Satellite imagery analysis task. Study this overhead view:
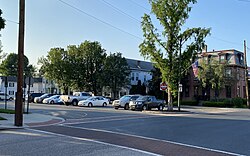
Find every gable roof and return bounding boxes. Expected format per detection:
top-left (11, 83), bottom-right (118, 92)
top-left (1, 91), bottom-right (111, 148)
top-left (126, 58), bottom-right (154, 72)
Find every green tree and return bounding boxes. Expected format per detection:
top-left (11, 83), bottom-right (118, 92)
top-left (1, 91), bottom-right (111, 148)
top-left (198, 58), bottom-right (233, 99)
top-left (38, 41), bottom-right (106, 95)
top-left (139, 0), bottom-right (210, 110)
top-left (0, 9), bottom-right (5, 31)
top-left (129, 80), bottom-right (147, 95)
top-left (102, 52), bottom-right (130, 99)
top-left (0, 9), bottom-right (6, 61)
top-left (38, 48), bottom-right (72, 94)
top-left (0, 53), bottom-right (35, 77)
top-left (148, 67), bottom-right (164, 99)
top-left (77, 41), bottom-right (106, 95)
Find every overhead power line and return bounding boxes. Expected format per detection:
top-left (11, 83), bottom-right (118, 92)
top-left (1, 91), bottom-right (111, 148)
top-left (6, 19), bottom-right (19, 24)
top-left (100, 0), bottom-right (141, 23)
top-left (58, 0), bottom-right (248, 50)
top-left (127, 0), bottom-right (150, 12)
top-left (58, 0), bottom-right (142, 40)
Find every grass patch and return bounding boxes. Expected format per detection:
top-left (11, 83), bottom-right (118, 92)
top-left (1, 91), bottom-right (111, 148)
top-left (0, 108), bottom-right (15, 114)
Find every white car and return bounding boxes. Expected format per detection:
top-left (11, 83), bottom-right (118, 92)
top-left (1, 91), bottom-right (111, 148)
top-left (42, 95), bottom-right (63, 104)
top-left (78, 96), bottom-right (109, 107)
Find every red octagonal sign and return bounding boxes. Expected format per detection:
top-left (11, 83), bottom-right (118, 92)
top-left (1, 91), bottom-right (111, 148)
top-left (160, 82), bottom-right (167, 91)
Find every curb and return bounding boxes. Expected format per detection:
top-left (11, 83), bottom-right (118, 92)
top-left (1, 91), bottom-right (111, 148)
top-left (0, 116), bottom-right (65, 130)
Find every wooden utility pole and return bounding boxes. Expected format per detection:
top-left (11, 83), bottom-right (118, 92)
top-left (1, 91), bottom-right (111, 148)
top-left (244, 40), bottom-right (250, 108)
top-left (15, 0), bottom-right (25, 126)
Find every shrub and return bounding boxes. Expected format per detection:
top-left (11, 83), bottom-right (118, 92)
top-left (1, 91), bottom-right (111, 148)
top-left (173, 100), bottom-right (198, 106)
top-left (202, 101), bottom-right (226, 107)
top-left (232, 97), bottom-right (246, 108)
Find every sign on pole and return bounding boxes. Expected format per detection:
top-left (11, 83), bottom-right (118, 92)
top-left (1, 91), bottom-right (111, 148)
top-left (160, 82), bottom-right (167, 91)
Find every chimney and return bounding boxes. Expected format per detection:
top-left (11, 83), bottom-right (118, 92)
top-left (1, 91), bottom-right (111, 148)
top-left (202, 44), bottom-right (207, 53)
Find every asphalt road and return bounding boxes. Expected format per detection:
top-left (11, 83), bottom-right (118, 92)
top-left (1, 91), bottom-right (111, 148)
top-left (1, 101), bottom-right (250, 155)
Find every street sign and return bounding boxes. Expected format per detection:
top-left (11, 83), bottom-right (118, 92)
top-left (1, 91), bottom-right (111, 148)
top-left (160, 82), bottom-right (167, 91)
top-left (179, 83), bottom-right (183, 92)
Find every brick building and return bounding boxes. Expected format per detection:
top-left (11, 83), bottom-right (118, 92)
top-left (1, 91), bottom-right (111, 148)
top-left (182, 48), bottom-right (247, 101)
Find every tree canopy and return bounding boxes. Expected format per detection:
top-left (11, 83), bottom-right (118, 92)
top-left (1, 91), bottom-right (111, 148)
top-left (0, 53), bottom-right (35, 77)
top-left (102, 52), bottom-right (130, 98)
top-left (39, 41), bottom-right (128, 96)
top-left (198, 58), bottom-right (236, 98)
top-left (0, 9), bottom-right (5, 31)
top-left (139, 0), bottom-right (210, 110)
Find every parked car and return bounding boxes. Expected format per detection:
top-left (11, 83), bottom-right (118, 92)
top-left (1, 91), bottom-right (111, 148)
top-left (26, 93), bottom-right (44, 103)
top-left (42, 95), bottom-right (63, 104)
top-left (112, 95), bottom-right (140, 110)
top-left (61, 92), bottom-right (92, 106)
top-left (129, 95), bottom-right (164, 111)
top-left (34, 93), bottom-right (54, 103)
top-left (78, 96), bottom-right (109, 107)
top-left (0, 92), bottom-right (13, 101)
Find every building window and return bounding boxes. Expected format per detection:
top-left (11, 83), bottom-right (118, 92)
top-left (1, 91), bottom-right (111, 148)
top-left (225, 68), bottom-right (232, 77)
top-left (9, 82), bottom-right (14, 87)
top-left (131, 73), bottom-right (134, 81)
top-left (9, 91), bottom-right (14, 95)
top-left (220, 55), bottom-right (225, 63)
top-left (136, 73), bottom-right (139, 81)
top-left (185, 86), bottom-right (189, 97)
top-left (237, 86), bottom-right (240, 97)
top-left (194, 86), bottom-right (198, 96)
top-left (208, 55), bottom-right (212, 63)
top-left (225, 53), bottom-right (229, 62)
top-left (237, 53), bottom-right (244, 65)
top-left (226, 86), bottom-right (231, 98)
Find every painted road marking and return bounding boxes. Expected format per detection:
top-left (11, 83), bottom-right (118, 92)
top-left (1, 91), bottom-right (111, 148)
top-left (62, 124), bottom-right (244, 156)
top-left (28, 128), bottom-right (160, 156)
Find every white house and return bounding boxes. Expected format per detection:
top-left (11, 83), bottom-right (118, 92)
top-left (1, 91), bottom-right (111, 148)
top-left (103, 58), bottom-right (154, 99)
top-left (0, 76), bottom-right (59, 99)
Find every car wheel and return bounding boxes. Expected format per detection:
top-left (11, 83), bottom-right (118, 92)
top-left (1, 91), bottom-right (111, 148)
top-left (72, 100), bottom-right (78, 106)
top-left (158, 105), bottom-right (164, 111)
top-left (124, 104), bottom-right (129, 110)
top-left (88, 102), bottom-right (93, 107)
top-left (9, 97), bottom-right (13, 101)
top-left (142, 105), bottom-right (147, 111)
top-left (103, 102), bottom-right (107, 107)
top-left (114, 107), bottom-right (119, 110)
top-left (50, 100), bottom-right (54, 104)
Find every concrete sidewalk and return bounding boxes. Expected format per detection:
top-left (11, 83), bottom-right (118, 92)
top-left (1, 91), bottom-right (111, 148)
top-left (0, 113), bottom-right (65, 130)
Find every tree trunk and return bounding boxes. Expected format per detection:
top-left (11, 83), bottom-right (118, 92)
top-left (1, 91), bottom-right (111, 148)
top-left (167, 88), bottom-right (173, 111)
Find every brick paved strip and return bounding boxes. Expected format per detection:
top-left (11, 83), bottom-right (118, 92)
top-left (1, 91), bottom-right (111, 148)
top-left (33, 125), bottom-right (233, 156)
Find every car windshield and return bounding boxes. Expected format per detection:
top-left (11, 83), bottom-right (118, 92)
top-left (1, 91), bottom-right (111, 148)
top-left (120, 95), bottom-right (131, 101)
top-left (137, 96), bottom-right (148, 101)
top-left (50, 95), bottom-right (59, 99)
top-left (40, 94), bottom-right (49, 98)
top-left (87, 97), bottom-right (96, 100)
top-left (73, 92), bottom-right (80, 96)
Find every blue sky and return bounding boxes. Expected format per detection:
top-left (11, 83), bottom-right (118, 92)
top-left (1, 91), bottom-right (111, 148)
top-left (1, 0), bottom-right (250, 66)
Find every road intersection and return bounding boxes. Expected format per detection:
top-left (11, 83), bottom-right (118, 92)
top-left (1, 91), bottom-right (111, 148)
top-left (0, 102), bottom-right (250, 155)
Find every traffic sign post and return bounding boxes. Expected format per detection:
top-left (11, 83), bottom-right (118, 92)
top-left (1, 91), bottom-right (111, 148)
top-left (160, 82), bottom-right (167, 91)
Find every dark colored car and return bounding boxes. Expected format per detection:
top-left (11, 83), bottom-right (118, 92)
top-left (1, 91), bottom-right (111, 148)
top-left (33, 93), bottom-right (54, 103)
top-left (129, 95), bottom-right (164, 111)
top-left (27, 93), bottom-right (44, 103)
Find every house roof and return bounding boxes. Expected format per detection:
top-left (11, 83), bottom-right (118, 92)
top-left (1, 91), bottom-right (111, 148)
top-left (0, 76), bottom-right (40, 84)
top-left (126, 58), bottom-right (154, 72)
